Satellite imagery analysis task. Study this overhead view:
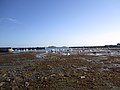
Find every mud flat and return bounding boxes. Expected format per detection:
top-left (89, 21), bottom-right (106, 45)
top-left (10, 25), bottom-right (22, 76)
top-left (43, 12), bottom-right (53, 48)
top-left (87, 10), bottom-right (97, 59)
top-left (0, 52), bottom-right (120, 90)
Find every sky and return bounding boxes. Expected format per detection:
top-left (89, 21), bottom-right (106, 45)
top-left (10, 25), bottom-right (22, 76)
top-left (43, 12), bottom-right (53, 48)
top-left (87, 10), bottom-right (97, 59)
top-left (0, 0), bottom-right (120, 47)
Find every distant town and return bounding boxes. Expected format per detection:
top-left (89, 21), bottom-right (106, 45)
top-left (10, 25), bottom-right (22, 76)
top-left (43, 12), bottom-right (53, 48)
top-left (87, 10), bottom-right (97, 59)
top-left (0, 43), bottom-right (120, 56)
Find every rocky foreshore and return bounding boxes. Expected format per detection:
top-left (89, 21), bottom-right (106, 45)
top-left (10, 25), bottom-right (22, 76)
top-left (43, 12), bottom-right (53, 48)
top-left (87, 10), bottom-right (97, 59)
top-left (0, 52), bottom-right (120, 90)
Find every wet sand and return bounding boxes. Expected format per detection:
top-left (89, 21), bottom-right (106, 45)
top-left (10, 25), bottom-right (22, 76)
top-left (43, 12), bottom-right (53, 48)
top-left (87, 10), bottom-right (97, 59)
top-left (0, 52), bottom-right (120, 90)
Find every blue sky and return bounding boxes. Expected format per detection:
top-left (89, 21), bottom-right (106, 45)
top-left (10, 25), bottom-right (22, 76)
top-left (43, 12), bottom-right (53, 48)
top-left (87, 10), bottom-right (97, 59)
top-left (0, 0), bottom-right (120, 47)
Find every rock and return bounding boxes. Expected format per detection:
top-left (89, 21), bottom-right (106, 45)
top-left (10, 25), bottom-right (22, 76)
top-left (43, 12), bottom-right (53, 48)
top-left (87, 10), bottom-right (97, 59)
top-left (92, 78), bottom-right (95, 81)
top-left (25, 82), bottom-right (29, 87)
top-left (58, 73), bottom-right (64, 77)
top-left (0, 82), bottom-right (5, 86)
top-left (12, 86), bottom-right (19, 90)
top-left (13, 80), bottom-right (16, 83)
top-left (37, 76), bottom-right (40, 79)
top-left (6, 78), bottom-right (11, 82)
top-left (44, 77), bottom-right (47, 80)
top-left (2, 74), bottom-right (6, 77)
top-left (50, 74), bottom-right (56, 77)
top-left (80, 76), bottom-right (85, 79)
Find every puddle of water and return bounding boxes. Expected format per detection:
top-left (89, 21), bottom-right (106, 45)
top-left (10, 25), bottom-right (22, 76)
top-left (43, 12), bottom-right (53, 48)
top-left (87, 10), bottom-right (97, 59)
top-left (107, 64), bottom-right (120, 68)
top-left (112, 86), bottom-right (120, 90)
top-left (0, 64), bottom-right (23, 68)
top-left (76, 66), bottom-right (88, 71)
top-left (36, 53), bottom-right (46, 58)
top-left (101, 68), bottom-right (110, 71)
top-left (112, 64), bottom-right (120, 67)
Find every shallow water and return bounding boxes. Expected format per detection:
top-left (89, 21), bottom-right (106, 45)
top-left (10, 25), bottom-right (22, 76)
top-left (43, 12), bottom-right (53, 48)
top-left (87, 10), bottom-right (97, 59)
top-left (112, 64), bottom-right (120, 67)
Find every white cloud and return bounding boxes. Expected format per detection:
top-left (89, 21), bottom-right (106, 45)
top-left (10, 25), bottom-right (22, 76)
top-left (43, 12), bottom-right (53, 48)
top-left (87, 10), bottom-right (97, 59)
top-left (8, 18), bottom-right (17, 22)
top-left (0, 17), bottom-right (20, 24)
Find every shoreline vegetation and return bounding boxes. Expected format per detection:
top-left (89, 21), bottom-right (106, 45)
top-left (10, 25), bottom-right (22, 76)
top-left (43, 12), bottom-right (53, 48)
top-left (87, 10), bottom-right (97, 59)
top-left (0, 52), bottom-right (120, 89)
